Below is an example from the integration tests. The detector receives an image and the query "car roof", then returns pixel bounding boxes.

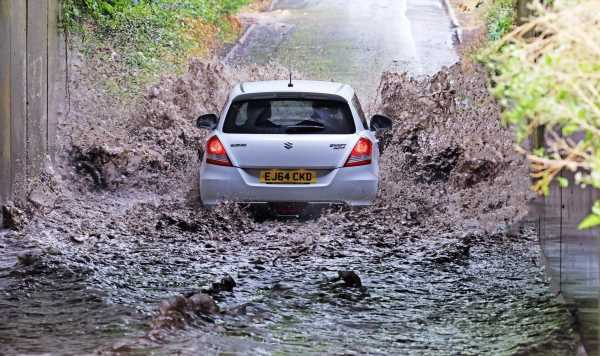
[230,80,356,102]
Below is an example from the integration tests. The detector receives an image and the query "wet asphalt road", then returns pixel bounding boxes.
[227,0,459,98]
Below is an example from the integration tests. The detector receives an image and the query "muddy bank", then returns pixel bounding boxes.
[0,53,578,355]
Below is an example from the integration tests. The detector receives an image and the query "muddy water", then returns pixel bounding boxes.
[0,1,579,353]
[0,65,580,355]
[0,215,577,355]
[0,62,580,354]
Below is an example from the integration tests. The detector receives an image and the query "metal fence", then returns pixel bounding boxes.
[0,0,66,222]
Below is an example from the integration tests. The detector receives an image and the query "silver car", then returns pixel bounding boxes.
[196,80,392,214]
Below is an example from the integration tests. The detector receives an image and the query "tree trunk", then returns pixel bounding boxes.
[515,0,533,25]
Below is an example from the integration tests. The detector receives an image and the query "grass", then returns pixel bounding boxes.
[61,0,251,98]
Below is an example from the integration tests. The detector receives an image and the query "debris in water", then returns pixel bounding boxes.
[202,274,237,295]
[149,293,220,339]
[2,202,26,231]
[70,234,87,244]
[17,251,41,267]
[187,293,220,314]
[430,237,472,264]
[337,271,362,288]
[216,274,236,292]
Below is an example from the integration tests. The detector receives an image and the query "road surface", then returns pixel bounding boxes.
[227,0,459,98]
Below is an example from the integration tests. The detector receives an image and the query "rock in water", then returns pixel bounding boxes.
[159,295,187,316]
[338,271,362,288]
[158,292,219,317]
[150,293,220,338]
[219,275,236,292]
[207,274,237,294]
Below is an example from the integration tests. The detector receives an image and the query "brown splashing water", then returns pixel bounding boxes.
[0,60,578,355]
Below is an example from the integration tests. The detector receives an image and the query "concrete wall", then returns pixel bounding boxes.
[533,172,600,354]
[0,0,66,222]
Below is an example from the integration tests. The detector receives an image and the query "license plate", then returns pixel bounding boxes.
[259,169,317,184]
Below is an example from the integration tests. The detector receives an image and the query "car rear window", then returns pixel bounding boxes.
[222,99,356,134]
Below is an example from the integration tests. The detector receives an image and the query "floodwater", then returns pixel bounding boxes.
[0,217,578,354]
[227,0,459,98]
[0,0,580,355]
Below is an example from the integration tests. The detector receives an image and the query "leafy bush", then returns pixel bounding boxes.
[482,0,600,229]
[61,0,250,96]
[486,0,515,40]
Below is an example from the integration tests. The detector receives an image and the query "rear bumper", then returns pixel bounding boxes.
[199,164,378,206]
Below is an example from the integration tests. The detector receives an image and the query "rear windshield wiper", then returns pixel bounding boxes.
[286,124,325,133]
[286,119,325,133]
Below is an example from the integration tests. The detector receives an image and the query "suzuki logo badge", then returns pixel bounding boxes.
[284,142,293,150]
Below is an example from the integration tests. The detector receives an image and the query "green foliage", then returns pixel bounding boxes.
[63,0,250,27]
[61,0,250,97]
[557,176,569,188]
[579,202,600,229]
[486,0,515,41]
[62,0,249,47]
[481,1,600,229]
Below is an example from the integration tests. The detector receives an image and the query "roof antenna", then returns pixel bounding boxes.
[288,66,293,88]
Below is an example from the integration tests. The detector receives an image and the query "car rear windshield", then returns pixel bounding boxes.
[222,99,356,134]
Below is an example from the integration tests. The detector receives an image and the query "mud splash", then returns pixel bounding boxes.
[373,65,532,232]
[64,60,290,195]
[0,58,578,355]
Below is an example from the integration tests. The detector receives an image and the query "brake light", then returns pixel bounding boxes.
[206,136,232,166]
[344,138,372,167]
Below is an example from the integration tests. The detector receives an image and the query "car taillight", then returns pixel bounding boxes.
[344,137,372,167]
[206,136,232,166]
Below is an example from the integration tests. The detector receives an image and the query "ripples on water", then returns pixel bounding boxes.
[0,222,577,355]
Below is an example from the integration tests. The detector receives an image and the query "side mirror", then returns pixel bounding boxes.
[196,114,218,130]
[369,114,393,131]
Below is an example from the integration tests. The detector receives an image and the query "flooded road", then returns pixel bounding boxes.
[0,210,578,355]
[227,0,458,98]
[0,0,580,355]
